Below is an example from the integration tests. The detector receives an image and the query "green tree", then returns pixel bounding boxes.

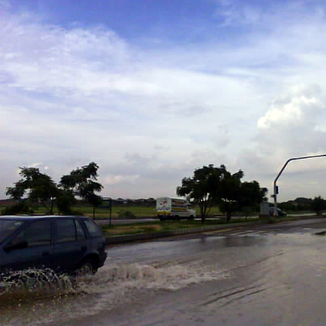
[5,163,103,216]
[311,196,326,215]
[219,173,267,223]
[238,181,268,218]
[6,167,58,214]
[218,169,244,223]
[177,164,267,224]
[176,164,228,223]
[56,189,76,215]
[60,162,103,217]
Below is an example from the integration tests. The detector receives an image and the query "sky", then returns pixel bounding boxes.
[1,0,326,201]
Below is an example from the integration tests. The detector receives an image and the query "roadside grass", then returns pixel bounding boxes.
[8,205,223,218]
[102,213,320,237]
[101,218,259,236]
[89,205,223,219]
[14,206,157,218]
[77,206,157,218]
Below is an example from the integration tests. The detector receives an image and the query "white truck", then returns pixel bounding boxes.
[156,197,196,221]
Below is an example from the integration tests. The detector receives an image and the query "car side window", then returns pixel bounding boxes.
[75,219,86,240]
[83,219,103,238]
[56,219,76,243]
[13,220,52,247]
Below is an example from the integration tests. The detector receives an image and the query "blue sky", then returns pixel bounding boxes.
[1,0,326,200]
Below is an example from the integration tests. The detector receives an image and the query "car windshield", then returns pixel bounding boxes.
[0,219,25,243]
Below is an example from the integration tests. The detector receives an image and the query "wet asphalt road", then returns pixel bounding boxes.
[2,218,326,326]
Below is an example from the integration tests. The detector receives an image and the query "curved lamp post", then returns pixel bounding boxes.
[273,154,326,216]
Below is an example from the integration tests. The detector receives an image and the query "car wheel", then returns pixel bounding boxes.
[75,259,97,277]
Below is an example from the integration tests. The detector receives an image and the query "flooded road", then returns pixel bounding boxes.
[1,219,326,326]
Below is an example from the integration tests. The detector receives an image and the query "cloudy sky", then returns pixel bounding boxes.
[1,0,326,201]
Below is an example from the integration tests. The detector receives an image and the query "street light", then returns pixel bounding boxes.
[273,154,326,216]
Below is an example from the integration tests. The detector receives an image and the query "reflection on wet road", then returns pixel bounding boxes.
[1,219,326,326]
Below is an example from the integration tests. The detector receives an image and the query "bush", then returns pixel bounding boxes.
[311,196,326,215]
[118,210,136,219]
[1,202,34,215]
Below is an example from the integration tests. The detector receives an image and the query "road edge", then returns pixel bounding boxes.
[104,215,324,245]
[105,221,262,245]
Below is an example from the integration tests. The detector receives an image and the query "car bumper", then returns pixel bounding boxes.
[98,252,107,267]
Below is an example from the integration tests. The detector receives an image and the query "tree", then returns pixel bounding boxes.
[5,163,103,216]
[56,189,76,215]
[6,167,58,214]
[218,169,244,223]
[219,172,267,223]
[177,164,228,223]
[177,164,267,224]
[60,162,103,217]
[238,181,268,218]
[311,196,326,215]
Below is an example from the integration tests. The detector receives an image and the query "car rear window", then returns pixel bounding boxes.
[56,218,87,243]
[0,219,25,243]
[75,219,86,240]
[83,219,103,238]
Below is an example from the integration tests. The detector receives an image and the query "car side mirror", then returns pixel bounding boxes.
[4,240,28,252]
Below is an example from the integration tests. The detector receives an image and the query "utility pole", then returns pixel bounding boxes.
[109,198,112,228]
[273,154,326,216]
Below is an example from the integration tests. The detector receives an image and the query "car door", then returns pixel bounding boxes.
[2,219,54,271]
[82,218,106,253]
[53,218,89,273]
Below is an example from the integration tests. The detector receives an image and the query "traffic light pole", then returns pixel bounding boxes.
[109,198,112,228]
[273,154,326,216]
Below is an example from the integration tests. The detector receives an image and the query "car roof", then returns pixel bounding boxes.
[0,215,88,220]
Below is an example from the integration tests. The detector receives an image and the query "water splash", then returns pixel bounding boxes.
[78,261,228,293]
[0,261,228,325]
[0,268,74,305]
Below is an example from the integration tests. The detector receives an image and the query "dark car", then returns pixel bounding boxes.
[0,215,107,276]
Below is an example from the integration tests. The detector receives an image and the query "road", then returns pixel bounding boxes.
[1,218,326,326]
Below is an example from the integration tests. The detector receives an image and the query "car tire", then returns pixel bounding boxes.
[75,258,97,277]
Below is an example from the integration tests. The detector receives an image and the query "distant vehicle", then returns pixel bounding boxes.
[269,207,287,217]
[0,216,107,276]
[156,197,196,221]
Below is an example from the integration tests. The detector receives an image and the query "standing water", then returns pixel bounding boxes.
[1,224,326,326]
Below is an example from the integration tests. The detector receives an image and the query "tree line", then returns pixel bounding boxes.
[3,163,267,221]
[177,164,267,223]
[3,162,103,216]
[8,162,325,220]
[279,196,326,216]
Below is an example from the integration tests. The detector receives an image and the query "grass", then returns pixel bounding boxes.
[102,212,322,237]
[101,218,259,236]
[5,205,157,218]
[89,206,223,219]
[5,205,223,219]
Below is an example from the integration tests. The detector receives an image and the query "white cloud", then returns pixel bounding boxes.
[2,3,326,200]
[104,174,140,186]
[238,84,326,200]
[257,86,322,129]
